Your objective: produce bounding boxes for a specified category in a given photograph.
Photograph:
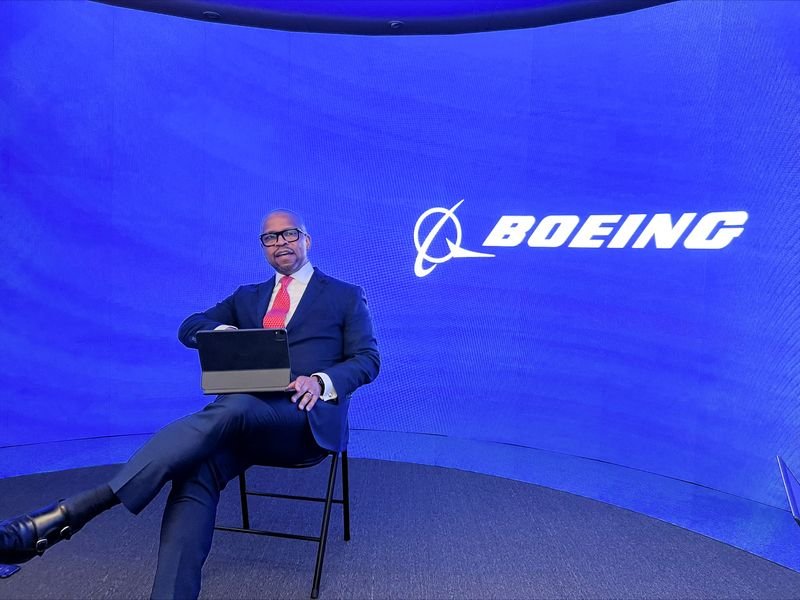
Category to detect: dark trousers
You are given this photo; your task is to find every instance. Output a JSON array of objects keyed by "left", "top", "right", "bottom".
[{"left": 108, "top": 393, "right": 325, "bottom": 600}]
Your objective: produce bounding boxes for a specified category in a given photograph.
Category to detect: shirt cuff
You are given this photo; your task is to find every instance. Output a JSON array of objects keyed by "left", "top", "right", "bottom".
[
  {"left": 312, "top": 372, "right": 338, "bottom": 401},
  {"left": 213, "top": 324, "right": 238, "bottom": 331}
]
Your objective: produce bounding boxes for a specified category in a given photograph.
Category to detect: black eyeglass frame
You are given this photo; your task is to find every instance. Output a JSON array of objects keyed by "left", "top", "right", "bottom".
[{"left": 259, "top": 228, "right": 306, "bottom": 247}]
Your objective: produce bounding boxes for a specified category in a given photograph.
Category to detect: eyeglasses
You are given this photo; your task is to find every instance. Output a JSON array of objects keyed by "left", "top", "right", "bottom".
[{"left": 259, "top": 228, "right": 305, "bottom": 247}]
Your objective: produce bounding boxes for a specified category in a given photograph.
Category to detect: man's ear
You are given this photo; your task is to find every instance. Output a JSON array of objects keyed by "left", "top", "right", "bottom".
[{"left": 305, "top": 235, "right": 312, "bottom": 251}]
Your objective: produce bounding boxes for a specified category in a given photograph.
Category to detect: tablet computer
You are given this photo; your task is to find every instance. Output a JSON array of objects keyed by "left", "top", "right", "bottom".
[{"left": 196, "top": 328, "right": 291, "bottom": 394}]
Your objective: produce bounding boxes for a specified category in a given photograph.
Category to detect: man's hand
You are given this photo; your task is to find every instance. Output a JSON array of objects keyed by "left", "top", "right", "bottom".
[{"left": 287, "top": 376, "right": 322, "bottom": 411}]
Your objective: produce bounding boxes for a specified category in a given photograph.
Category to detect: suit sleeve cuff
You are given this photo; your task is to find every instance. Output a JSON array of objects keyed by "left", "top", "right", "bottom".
[{"left": 312, "top": 372, "right": 338, "bottom": 401}]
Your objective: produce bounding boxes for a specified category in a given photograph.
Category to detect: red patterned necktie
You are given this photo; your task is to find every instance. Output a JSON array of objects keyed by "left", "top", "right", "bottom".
[{"left": 263, "top": 275, "right": 293, "bottom": 328}]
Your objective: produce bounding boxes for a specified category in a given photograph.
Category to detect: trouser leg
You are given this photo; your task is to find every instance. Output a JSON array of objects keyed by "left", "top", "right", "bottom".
[
  {"left": 109, "top": 394, "right": 279, "bottom": 514},
  {"left": 150, "top": 449, "right": 243, "bottom": 600},
  {"left": 147, "top": 395, "right": 325, "bottom": 600}
]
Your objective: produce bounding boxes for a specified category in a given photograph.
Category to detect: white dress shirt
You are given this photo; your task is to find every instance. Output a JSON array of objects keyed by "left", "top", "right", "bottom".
[
  {"left": 215, "top": 261, "right": 337, "bottom": 400},
  {"left": 266, "top": 260, "right": 315, "bottom": 326}
]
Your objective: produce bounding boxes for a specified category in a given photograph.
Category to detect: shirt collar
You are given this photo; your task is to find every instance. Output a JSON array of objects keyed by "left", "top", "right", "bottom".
[{"left": 274, "top": 261, "right": 314, "bottom": 285}]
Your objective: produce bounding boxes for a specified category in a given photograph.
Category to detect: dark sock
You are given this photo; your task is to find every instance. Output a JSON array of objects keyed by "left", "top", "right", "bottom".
[{"left": 62, "top": 485, "right": 120, "bottom": 531}]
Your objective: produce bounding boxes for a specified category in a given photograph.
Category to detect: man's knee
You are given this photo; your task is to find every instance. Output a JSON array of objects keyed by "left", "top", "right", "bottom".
[
  {"left": 208, "top": 393, "right": 263, "bottom": 418},
  {"left": 177, "top": 393, "right": 266, "bottom": 442}
]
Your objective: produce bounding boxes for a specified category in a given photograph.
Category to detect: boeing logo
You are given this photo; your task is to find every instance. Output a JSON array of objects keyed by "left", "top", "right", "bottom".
[
  {"left": 413, "top": 201, "right": 748, "bottom": 277},
  {"left": 413, "top": 200, "right": 495, "bottom": 277}
]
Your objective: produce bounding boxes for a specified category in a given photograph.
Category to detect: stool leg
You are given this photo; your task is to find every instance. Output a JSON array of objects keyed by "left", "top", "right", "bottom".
[
  {"left": 238, "top": 472, "right": 250, "bottom": 530},
  {"left": 341, "top": 451, "right": 351, "bottom": 542},
  {"left": 311, "top": 454, "right": 339, "bottom": 599}
]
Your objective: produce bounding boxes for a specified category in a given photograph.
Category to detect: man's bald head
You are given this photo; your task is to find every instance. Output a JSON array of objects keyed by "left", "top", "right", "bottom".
[{"left": 261, "top": 209, "right": 307, "bottom": 234}]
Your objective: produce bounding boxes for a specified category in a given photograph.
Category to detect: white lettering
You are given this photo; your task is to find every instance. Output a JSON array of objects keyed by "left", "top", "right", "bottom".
[
  {"left": 683, "top": 211, "right": 748, "bottom": 249},
  {"left": 569, "top": 215, "right": 622, "bottom": 248},
  {"left": 607, "top": 214, "right": 646, "bottom": 248},
  {"left": 482, "top": 216, "right": 535, "bottom": 247},
  {"left": 528, "top": 215, "right": 580, "bottom": 248},
  {"left": 477, "top": 211, "right": 747, "bottom": 252},
  {"left": 632, "top": 213, "right": 697, "bottom": 249}
]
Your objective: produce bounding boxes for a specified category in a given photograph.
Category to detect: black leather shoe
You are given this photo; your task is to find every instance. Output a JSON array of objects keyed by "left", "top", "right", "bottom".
[{"left": 0, "top": 501, "right": 73, "bottom": 564}]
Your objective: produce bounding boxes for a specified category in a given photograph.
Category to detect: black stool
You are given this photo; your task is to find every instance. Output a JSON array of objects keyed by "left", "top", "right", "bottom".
[{"left": 215, "top": 451, "right": 350, "bottom": 599}]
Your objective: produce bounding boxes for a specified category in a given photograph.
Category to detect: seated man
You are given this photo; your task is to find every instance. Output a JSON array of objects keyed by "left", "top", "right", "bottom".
[{"left": 0, "top": 209, "right": 380, "bottom": 599}]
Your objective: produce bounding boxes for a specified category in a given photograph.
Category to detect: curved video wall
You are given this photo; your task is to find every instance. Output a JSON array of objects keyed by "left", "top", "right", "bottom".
[{"left": 1, "top": 0, "right": 798, "bottom": 515}]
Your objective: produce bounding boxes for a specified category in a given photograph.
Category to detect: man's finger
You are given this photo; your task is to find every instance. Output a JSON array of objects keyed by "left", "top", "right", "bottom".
[
  {"left": 299, "top": 393, "right": 318, "bottom": 412},
  {"left": 297, "top": 391, "right": 314, "bottom": 410},
  {"left": 297, "top": 390, "right": 307, "bottom": 409}
]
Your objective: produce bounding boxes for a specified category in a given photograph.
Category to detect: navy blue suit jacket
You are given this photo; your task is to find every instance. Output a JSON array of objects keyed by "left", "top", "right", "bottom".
[{"left": 177, "top": 268, "right": 380, "bottom": 452}]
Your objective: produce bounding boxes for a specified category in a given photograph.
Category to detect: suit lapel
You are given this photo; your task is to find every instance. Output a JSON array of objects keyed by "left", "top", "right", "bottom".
[{"left": 287, "top": 268, "right": 326, "bottom": 333}]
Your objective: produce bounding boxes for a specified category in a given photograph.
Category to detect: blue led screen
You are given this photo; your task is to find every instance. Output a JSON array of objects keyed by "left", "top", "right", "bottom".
[{"left": 1, "top": 0, "right": 798, "bottom": 514}]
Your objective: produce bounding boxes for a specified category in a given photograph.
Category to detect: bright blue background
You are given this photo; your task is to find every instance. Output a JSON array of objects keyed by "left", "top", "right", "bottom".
[{"left": 1, "top": 0, "right": 798, "bottom": 555}]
